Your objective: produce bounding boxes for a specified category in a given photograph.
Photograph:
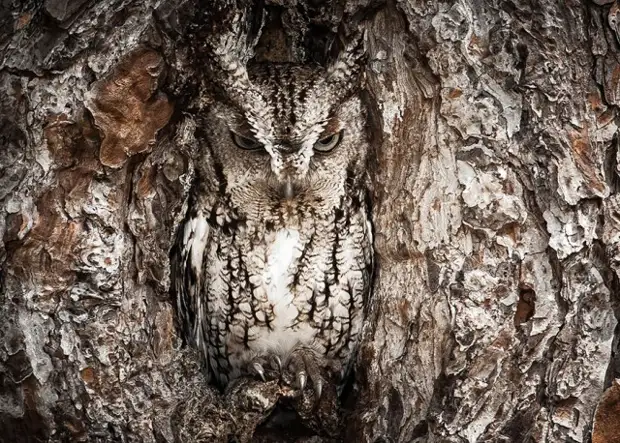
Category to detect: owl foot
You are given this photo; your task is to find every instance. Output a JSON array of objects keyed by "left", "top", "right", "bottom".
[
  {"left": 248, "top": 354, "right": 282, "bottom": 382},
  {"left": 278, "top": 347, "right": 341, "bottom": 437},
  {"left": 283, "top": 347, "right": 325, "bottom": 401}
]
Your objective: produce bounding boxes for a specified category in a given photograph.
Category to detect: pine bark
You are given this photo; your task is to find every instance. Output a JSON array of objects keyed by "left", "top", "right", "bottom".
[{"left": 1, "top": 1, "right": 619, "bottom": 442}]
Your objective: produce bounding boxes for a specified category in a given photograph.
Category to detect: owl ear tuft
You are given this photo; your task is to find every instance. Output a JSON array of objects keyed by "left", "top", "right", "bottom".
[
  {"left": 206, "top": 2, "right": 265, "bottom": 67},
  {"left": 326, "top": 30, "right": 367, "bottom": 89},
  {"left": 197, "top": 1, "right": 266, "bottom": 106}
]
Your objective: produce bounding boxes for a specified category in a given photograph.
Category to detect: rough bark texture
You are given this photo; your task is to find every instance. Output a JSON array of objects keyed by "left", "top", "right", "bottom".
[{"left": 1, "top": 1, "right": 620, "bottom": 442}]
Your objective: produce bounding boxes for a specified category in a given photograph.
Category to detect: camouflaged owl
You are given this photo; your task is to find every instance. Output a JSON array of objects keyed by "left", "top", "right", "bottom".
[{"left": 173, "top": 18, "right": 373, "bottom": 398}]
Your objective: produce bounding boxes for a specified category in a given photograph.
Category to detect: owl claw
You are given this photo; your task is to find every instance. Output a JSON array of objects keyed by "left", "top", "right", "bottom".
[
  {"left": 284, "top": 347, "right": 328, "bottom": 403},
  {"left": 297, "top": 371, "right": 307, "bottom": 391},
  {"left": 314, "top": 378, "right": 323, "bottom": 399},
  {"left": 252, "top": 362, "right": 266, "bottom": 382},
  {"left": 271, "top": 355, "right": 282, "bottom": 373}
]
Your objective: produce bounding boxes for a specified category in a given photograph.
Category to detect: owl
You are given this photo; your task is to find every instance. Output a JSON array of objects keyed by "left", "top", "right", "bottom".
[{"left": 173, "top": 32, "right": 373, "bottom": 397}]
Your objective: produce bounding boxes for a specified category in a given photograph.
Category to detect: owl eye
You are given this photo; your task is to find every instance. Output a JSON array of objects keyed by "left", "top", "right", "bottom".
[
  {"left": 313, "top": 131, "right": 342, "bottom": 153},
  {"left": 231, "top": 132, "right": 262, "bottom": 151}
]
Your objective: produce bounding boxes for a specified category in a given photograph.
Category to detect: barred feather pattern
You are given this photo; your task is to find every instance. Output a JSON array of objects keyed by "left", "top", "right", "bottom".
[
  {"left": 173, "top": 61, "right": 372, "bottom": 388},
  {"left": 175, "top": 185, "right": 372, "bottom": 387}
]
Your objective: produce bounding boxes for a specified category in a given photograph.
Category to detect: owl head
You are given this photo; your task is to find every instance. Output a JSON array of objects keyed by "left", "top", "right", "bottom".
[{"left": 197, "top": 35, "right": 369, "bottom": 222}]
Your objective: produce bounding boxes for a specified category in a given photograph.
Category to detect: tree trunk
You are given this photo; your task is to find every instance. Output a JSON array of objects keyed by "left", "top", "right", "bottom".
[{"left": 1, "top": 1, "right": 619, "bottom": 442}]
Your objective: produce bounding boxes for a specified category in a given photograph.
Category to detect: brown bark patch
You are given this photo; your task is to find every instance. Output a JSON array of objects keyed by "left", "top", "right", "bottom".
[
  {"left": 11, "top": 192, "right": 82, "bottom": 295},
  {"left": 397, "top": 298, "right": 411, "bottom": 323},
  {"left": 9, "top": 114, "right": 101, "bottom": 299},
  {"left": 80, "top": 367, "right": 95, "bottom": 384},
  {"left": 514, "top": 288, "right": 536, "bottom": 327},
  {"left": 593, "top": 381, "right": 620, "bottom": 443},
  {"left": 15, "top": 12, "right": 32, "bottom": 30},
  {"left": 567, "top": 127, "right": 606, "bottom": 195},
  {"left": 587, "top": 89, "right": 615, "bottom": 128},
  {"left": 86, "top": 49, "right": 174, "bottom": 168},
  {"left": 498, "top": 222, "right": 520, "bottom": 244},
  {"left": 136, "top": 165, "right": 157, "bottom": 200},
  {"left": 447, "top": 88, "right": 463, "bottom": 99},
  {"left": 45, "top": 113, "right": 99, "bottom": 169}
]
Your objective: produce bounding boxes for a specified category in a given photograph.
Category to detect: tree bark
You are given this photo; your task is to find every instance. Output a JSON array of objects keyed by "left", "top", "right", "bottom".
[{"left": 1, "top": 1, "right": 619, "bottom": 442}]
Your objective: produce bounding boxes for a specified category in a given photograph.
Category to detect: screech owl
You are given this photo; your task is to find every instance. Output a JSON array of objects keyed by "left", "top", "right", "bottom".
[{"left": 173, "top": 36, "right": 373, "bottom": 397}]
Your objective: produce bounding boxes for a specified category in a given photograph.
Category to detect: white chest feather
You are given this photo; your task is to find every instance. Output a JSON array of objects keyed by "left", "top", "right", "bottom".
[
  {"left": 264, "top": 228, "right": 300, "bottom": 305},
  {"left": 181, "top": 207, "right": 371, "bottom": 384},
  {"left": 254, "top": 228, "right": 314, "bottom": 354}
]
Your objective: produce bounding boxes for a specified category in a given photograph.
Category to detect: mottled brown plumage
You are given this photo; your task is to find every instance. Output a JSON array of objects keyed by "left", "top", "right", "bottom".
[{"left": 173, "top": 25, "right": 372, "bottom": 394}]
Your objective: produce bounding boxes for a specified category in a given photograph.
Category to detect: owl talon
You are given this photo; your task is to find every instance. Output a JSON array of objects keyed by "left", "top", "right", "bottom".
[
  {"left": 271, "top": 355, "right": 282, "bottom": 373},
  {"left": 297, "top": 371, "right": 307, "bottom": 391},
  {"left": 314, "top": 378, "right": 323, "bottom": 399},
  {"left": 252, "top": 362, "right": 266, "bottom": 382},
  {"left": 284, "top": 346, "right": 329, "bottom": 403}
]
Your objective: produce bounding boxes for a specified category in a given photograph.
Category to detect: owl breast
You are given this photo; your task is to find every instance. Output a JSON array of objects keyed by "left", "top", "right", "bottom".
[{"left": 178, "top": 196, "right": 372, "bottom": 387}]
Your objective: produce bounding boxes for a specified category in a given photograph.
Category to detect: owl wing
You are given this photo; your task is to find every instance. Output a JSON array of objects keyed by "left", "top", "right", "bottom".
[{"left": 172, "top": 211, "right": 212, "bottom": 376}]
